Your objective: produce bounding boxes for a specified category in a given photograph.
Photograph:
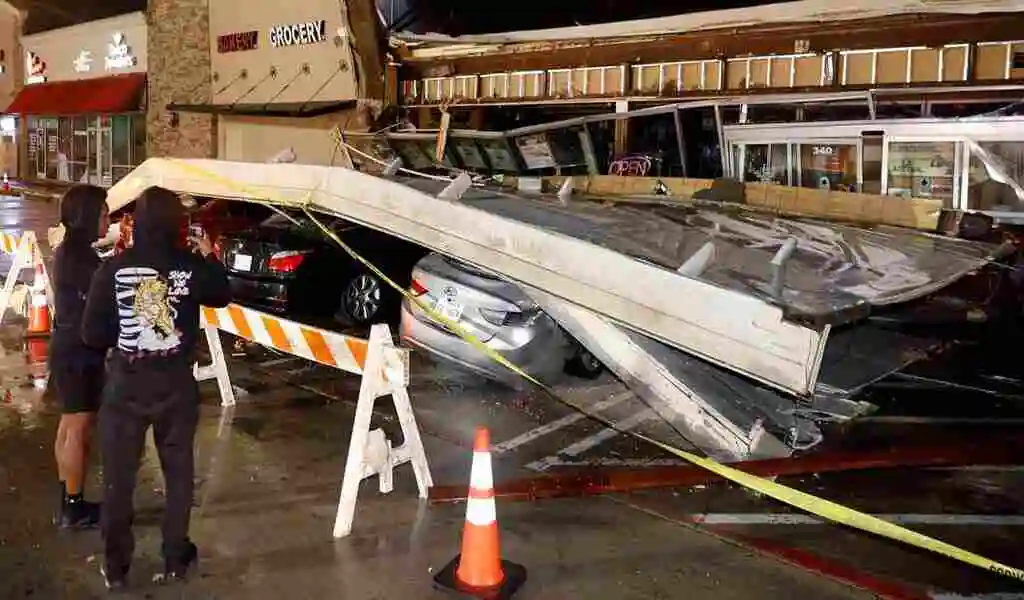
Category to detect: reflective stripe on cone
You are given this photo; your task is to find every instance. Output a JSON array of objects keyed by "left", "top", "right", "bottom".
[{"left": 434, "top": 427, "right": 527, "bottom": 599}]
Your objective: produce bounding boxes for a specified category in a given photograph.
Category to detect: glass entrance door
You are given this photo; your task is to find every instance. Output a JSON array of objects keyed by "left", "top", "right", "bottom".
[
  {"left": 86, "top": 125, "right": 113, "bottom": 186},
  {"left": 86, "top": 126, "right": 99, "bottom": 185},
  {"left": 97, "top": 126, "right": 112, "bottom": 187},
  {"left": 33, "top": 127, "right": 45, "bottom": 178}
]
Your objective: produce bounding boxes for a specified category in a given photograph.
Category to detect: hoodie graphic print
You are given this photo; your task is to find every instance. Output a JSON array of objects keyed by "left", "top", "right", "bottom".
[{"left": 114, "top": 267, "right": 193, "bottom": 353}]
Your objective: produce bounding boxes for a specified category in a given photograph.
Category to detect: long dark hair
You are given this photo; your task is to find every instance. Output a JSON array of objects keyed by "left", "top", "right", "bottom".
[{"left": 59, "top": 184, "right": 107, "bottom": 241}]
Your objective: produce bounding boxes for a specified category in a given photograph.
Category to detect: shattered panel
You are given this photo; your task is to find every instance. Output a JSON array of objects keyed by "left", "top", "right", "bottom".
[{"left": 399, "top": 177, "right": 995, "bottom": 327}]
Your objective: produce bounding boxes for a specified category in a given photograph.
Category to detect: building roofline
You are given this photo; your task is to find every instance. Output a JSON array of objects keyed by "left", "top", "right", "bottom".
[
  {"left": 396, "top": 0, "right": 1024, "bottom": 49},
  {"left": 23, "top": 10, "right": 145, "bottom": 42}
]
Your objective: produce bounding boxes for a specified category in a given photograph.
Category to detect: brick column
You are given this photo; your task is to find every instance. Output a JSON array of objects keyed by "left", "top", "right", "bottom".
[{"left": 146, "top": 0, "right": 217, "bottom": 159}]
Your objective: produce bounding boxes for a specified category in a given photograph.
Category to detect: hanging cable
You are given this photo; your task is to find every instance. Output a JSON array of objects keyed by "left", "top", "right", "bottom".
[
  {"left": 297, "top": 62, "right": 346, "bottom": 113},
  {"left": 214, "top": 70, "right": 248, "bottom": 98},
  {"left": 260, "top": 64, "right": 307, "bottom": 106},
  {"left": 229, "top": 67, "right": 278, "bottom": 107}
]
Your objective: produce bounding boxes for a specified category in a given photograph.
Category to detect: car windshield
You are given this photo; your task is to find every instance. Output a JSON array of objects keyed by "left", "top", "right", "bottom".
[
  {"left": 260, "top": 210, "right": 348, "bottom": 233},
  {"left": 261, "top": 212, "right": 301, "bottom": 228},
  {"left": 443, "top": 255, "right": 502, "bottom": 280}
]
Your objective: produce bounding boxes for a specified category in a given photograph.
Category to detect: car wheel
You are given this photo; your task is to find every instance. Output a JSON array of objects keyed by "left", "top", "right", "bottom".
[
  {"left": 564, "top": 345, "right": 604, "bottom": 379},
  {"left": 336, "top": 272, "right": 384, "bottom": 326}
]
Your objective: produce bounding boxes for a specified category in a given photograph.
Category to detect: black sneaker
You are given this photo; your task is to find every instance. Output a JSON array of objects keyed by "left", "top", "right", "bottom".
[
  {"left": 153, "top": 540, "right": 198, "bottom": 584},
  {"left": 59, "top": 499, "right": 101, "bottom": 530},
  {"left": 99, "top": 565, "right": 127, "bottom": 592}
]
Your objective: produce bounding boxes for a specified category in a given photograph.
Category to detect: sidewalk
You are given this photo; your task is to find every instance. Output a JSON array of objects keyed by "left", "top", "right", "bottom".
[{"left": 6, "top": 178, "right": 73, "bottom": 202}]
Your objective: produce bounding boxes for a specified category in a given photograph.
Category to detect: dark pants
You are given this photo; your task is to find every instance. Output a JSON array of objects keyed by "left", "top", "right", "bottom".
[{"left": 99, "top": 359, "right": 200, "bottom": 577}]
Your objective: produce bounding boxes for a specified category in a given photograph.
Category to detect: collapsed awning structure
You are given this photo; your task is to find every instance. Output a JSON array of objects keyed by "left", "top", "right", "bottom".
[
  {"left": 106, "top": 154, "right": 997, "bottom": 460},
  {"left": 109, "top": 158, "right": 840, "bottom": 399}
]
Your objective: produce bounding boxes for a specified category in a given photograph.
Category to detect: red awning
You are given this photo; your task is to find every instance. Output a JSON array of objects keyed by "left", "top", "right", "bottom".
[{"left": 5, "top": 73, "right": 146, "bottom": 115}]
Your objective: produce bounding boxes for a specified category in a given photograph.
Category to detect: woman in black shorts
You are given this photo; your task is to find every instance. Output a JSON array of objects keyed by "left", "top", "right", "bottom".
[{"left": 51, "top": 184, "right": 109, "bottom": 529}]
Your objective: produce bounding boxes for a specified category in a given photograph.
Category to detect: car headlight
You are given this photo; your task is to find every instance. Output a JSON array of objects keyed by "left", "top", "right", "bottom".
[{"left": 479, "top": 307, "right": 542, "bottom": 327}]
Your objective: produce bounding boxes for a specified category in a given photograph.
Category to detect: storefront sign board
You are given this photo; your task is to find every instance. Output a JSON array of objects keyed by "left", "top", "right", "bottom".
[
  {"left": 218, "top": 31, "right": 258, "bottom": 53},
  {"left": 25, "top": 51, "right": 46, "bottom": 84},
  {"left": 268, "top": 20, "right": 328, "bottom": 48},
  {"left": 105, "top": 32, "right": 137, "bottom": 70},
  {"left": 74, "top": 50, "right": 93, "bottom": 73}
]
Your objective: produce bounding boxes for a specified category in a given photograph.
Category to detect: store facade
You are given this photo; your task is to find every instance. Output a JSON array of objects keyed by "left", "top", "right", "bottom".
[
  {"left": 166, "top": 0, "right": 365, "bottom": 166},
  {"left": 0, "top": 2, "right": 23, "bottom": 177},
  {"left": 722, "top": 116, "right": 1024, "bottom": 216},
  {"left": 7, "top": 12, "right": 147, "bottom": 185}
]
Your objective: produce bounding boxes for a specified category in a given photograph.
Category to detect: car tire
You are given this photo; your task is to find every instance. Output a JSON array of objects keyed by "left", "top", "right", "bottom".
[
  {"left": 335, "top": 272, "right": 386, "bottom": 326},
  {"left": 564, "top": 345, "right": 604, "bottom": 379}
]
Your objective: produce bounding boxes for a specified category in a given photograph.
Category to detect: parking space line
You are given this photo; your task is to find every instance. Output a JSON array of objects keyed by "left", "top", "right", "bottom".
[
  {"left": 860, "top": 416, "right": 1024, "bottom": 425},
  {"left": 492, "top": 391, "right": 634, "bottom": 455},
  {"left": 693, "top": 513, "right": 1024, "bottom": 526},
  {"left": 933, "top": 589, "right": 1024, "bottom": 593},
  {"left": 256, "top": 356, "right": 302, "bottom": 368},
  {"left": 525, "top": 408, "right": 658, "bottom": 472},
  {"left": 529, "top": 457, "right": 689, "bottom": 468}
]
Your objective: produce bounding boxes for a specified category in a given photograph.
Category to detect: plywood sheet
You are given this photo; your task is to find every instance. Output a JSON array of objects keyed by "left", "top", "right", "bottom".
[
  {"left": 876, "top": 50, "right": 908, "bottom": 84},
  {"left": 726, "top": 60, "right": 747, "bottom": 89},
  {"left": 844, "top": 53, "right": 874, "bottom": 85},
  {"left": 749, "top": 58, "right": 770, "bottom": 89},
  {"left": 910, "top": 48, "right": 940, "bottom": 83},
  {"left": 770, "top": 57, "right": 793, "bottom": 88},
  {"left": 681, "top": 62, "right": 705, "bottom": 90},
  {"left": 549, "top": 71, "right": 571, "bottom": 97},
  {"left": 793, "top": 55, "right": 823, "bottom": 87},
  {"left": 975, "top": 44, "right": 1009, "bottom": 80},
  {"left": 941, "top": 46, "right": 968, "bottom": 82},
  {"left": 705, "top": 61, "right": 723, "bottom": 90}
]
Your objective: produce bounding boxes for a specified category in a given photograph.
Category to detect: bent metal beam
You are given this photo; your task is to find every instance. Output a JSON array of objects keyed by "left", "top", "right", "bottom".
[{"left": 106, "top": 158, "right": 829, "bottom": 397}]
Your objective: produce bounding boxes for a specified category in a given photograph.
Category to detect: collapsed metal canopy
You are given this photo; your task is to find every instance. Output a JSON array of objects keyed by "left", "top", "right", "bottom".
[
  {"left": 107, "top": 158, "right": 830, "bottom": 397},
  {"left": 107, "top": 157, "right": 995, "bottom": 401}
]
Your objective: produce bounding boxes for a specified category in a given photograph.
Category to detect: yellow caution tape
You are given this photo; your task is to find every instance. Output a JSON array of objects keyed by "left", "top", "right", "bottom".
[{"left": 165, "top": 158, "right": 1024, "bottom": 583}]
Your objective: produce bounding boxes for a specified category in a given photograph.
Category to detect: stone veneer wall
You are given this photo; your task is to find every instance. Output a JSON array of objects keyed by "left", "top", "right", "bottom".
[{"left": 146, "top": 0, "right": 216, "bottom": 159}]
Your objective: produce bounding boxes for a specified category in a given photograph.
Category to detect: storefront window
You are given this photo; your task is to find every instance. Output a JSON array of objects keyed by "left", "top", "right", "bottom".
[
  {"left": 736, "top": 143, "right": 789, "bottom": 184},
  {"left": 71, "top": 117, "right": 90, "bottom": 184},
  {"left": 451, "top": 139, "right": 487, "bottom": 171},
  {"left": 966, "top": 142, "right": 1024, "bottom": 212},
  {"left": 798, "top": 143, "right": 858, "bottom": 192},
  {"left": 111, "top": 115, "right": 132, "bottom": 184},
  {"left": 44, "top": 119, "right": 58, "bottom": 181},
  {"left": 886, "top": 141, "right": 956, "bottom": 206},
  {"left": 22, "top": 113, "right": 146, "bottom": 186},
  {"left": 132, "top": 114, "right": 146, "bottom": 165},
  {"left": 391, "top": 140, "right": 432, "bottom": 170},
  {"left": 478, "top": 139, "right": 519, "bottom": 172}
]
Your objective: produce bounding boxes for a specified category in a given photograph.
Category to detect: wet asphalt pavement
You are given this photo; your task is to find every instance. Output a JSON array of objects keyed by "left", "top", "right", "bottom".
[{"left": 1, "top": 193, "right": 1023, "bottom": 599}]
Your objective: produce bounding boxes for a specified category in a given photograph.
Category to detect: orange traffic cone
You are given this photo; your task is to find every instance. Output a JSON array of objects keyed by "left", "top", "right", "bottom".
[
  {"left": 433, "top": 427, "right": 526, "bottom": 599},
  {"left": 2, "top": 173, "right": 9, "bottom": 194},
  {"left": 25, "top": 263, "right": 50, "bottom": 337},
  {"left": 25, "top": 336, "right": 49, "bottom": 390}
]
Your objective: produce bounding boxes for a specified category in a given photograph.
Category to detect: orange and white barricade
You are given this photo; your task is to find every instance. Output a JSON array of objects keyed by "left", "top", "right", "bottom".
[
  {"left": 0, "top": 231, "right": 53, "bottom": 328},
  {"left": 196, "top": 303, "right": 433, "bottom": 538},
  {"left": 0, "top": 232, "right": 21, "bottom": 255}
]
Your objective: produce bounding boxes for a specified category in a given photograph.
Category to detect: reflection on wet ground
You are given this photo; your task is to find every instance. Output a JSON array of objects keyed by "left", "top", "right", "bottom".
[{"left": 1, "top": 194, "right": 1023, "bottom": 599}]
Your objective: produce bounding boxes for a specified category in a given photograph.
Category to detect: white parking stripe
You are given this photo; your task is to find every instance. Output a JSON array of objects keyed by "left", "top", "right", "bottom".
[
  {"left": 933, "top": 589, "right": 1024, "bottom": 593},
  {"left": 526, "top": 458, "right": 689, "bottom": 468},
  {"left": 927, "top": 465, "right": 1024, "bottom": 472},
  {"left": 525, "top": 408, "right": 657, "bottom": 472},
  {"left": 256, "top": 357, "right": 301, "bottom": 368},
  {"left": 860, "top": 416, "right": 1024, "bottom": 425},
  {"left": 492, "top": 391, "right": 634, "bottom": 455},
  {"left": 693, "top": 513, "right": 1024, "bottom": 526}
]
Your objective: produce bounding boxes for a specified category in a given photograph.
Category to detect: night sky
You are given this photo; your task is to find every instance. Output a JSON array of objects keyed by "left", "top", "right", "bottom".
[
  {"left": 16, "top": 0, "right": 145, "bottom": 34},
  {"left": 403, "top": 0, "right": 780, "bottom": 35},
  {"left": 15, "top": 0, "right": 777, "bottom": 36}
]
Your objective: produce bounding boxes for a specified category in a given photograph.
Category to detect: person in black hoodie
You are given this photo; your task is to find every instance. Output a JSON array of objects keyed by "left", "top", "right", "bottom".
[
  {"left": 51, "top": 184, "right": 109, "bottom": 530},
  {"left": 82, "top": 186, "right": 231, "bottom": 590}
]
